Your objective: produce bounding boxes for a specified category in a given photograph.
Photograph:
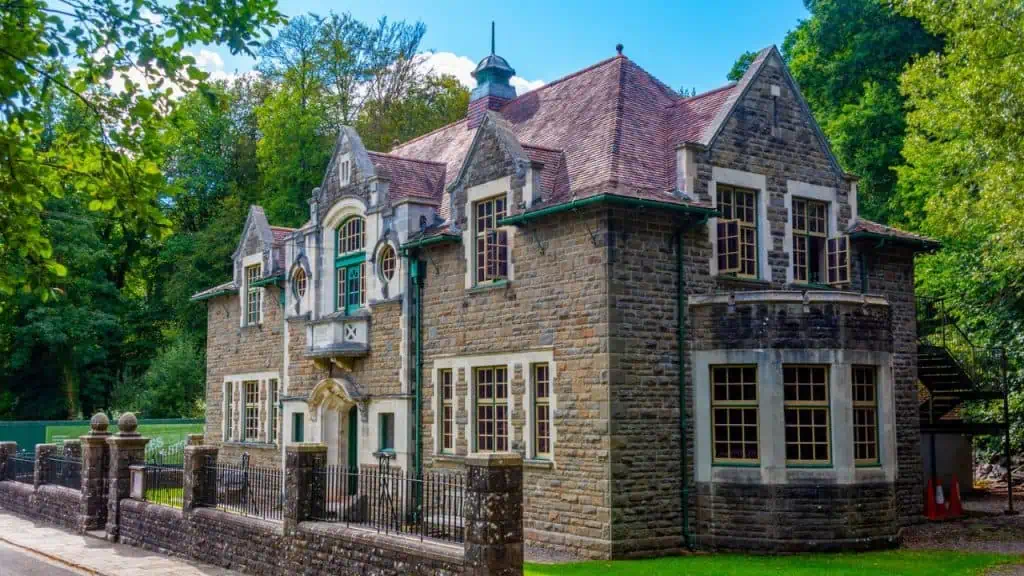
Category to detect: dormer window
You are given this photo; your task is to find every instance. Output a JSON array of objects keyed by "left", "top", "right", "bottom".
[
  {"left": 245, "top": 263, "right": 262, "bottom": 325},
  {"left": 474, "top": 195, "right": 508, "bottom": 284},
  {"left": 336, "top": 216, "right": 366, "bottom": 313}
]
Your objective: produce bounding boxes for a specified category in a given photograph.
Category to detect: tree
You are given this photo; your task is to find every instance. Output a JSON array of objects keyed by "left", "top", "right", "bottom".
[
  {"left": 781, "top": 0, "right": 940, "bottom": 222},
  {"left": 727, "top": 50, "right": 758, "bottom": 82},
  {"left": 356, "top": 74, "right": 469, "bottom": 152},
  {"left": 0, "top": 0, "right": 283, "bottom": 303}
]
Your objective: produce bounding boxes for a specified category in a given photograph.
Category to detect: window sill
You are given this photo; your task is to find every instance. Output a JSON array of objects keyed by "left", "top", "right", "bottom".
[
  {"left": 711, "top": 462, "right": 760, "bottom": 468},
  {"left": 433, "top": 453, "right": 464, "bottom": 464},
  {"left": 788, "top": 282, "right": 835, "bottom": 291},
  {"left": 715, "top": 275, "right": 771, "bottom": 288},
  {"left": 785, "top": 463, "right": 833, "bottom": 469},
  {"left": 467, "top": 279, "right": 510, "bottom": 294},
  {"left": 524, "top": 458, "right": 554, "bottom": 470},
  {"left": 222, "top": 441, "right": 277, "bottom": 449}
]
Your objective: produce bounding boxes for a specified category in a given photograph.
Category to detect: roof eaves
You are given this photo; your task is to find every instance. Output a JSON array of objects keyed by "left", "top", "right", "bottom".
[{"left": 499, "top": 194, "right": 719, "bottom": 226}]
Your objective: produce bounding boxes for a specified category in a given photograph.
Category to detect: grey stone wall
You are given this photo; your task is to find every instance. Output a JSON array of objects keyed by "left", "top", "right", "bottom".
[
  {"left": 418, "top": 204, "right": 613, "bottom": 559},
  {"left": 694, "top": 481, "right": 898, "bottom": 552},
  {"left": 0, "top": 481, "right": 82, "bottom": 533}
]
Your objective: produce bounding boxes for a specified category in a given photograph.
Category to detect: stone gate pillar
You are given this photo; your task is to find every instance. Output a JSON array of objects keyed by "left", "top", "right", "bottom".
[
  {"left": 182, "top": 445, "right": 218, "bottom": 514},
  {"left": 464, "top": 453, "right": 524, "bottom": 576},
  {"left": 105, "top": 413, "right": 148, "bottom": 541},
  {"left": 0, "top": 441, "right": 16, "bottom": 481},
  {"left": 284, "top": 443, "right": 327, "bottom": 534},
  {"left": 80, "top": 413, "right": 111, "bottom": 530},
  {"left": 33, "top": 443, "right": 58, "bottom": 489}
]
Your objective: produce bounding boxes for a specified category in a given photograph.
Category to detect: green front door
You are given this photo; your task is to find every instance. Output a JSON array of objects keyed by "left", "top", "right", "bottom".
[{"left": 347, "top": 405, "right": 358, "bottom": 495}]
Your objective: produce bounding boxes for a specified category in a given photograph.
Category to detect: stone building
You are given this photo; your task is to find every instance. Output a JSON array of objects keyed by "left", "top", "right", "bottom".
[{"left": 192, "top": 43, "right": 936, "bottom": 558}]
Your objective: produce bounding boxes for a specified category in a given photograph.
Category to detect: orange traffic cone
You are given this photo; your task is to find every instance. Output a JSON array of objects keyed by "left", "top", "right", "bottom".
[
  {"left": 934, "top": 481, "right": 948, "bottom": 520},
  {"left": 948, "top": 477, "right": 964, "bottom": 518},
  {"left": 925, "top": 479, "right": 937, "bottom": 519}
]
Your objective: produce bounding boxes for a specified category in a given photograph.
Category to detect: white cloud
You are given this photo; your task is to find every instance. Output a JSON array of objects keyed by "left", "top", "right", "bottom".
[{"left": 418, "top": 51, "right": 545, "bottom": 96}]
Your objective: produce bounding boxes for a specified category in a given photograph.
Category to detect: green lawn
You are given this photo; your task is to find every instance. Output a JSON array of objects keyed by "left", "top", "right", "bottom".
[
  {"left": 525, "top": 550, "right": 1017, "bottom": 576},
  {"left": 46, "top": 422, "right": 203, "bottom": 447},
  {"left": 144, "top": 487, "right": 183, "bottom": 507}
]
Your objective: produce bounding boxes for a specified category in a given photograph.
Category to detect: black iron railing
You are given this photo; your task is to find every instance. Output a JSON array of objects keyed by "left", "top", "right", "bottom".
[
  {"left": 11, "top": 451, "right": 34, "bottom": 484},
  {"left": 916, "top": 296, "right": 1006, "bottom": 393},
  {"left": 204, "top": 454, "right": 282, "bottom": 521},
  {"left": 144, "top": 465, "right": 184, "bottom": 508},
  {"left": 45, "top": 455, "right": 81, "bottom": 490},
  {"left": 311, "top": 455, "right": 464, "bottom": 544},
  {"left": 146, "top": 444, "right": 185, "bottom": 469}
]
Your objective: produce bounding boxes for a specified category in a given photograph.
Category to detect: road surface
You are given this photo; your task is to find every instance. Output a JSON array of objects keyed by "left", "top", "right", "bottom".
[{"left": 0, "top": 540, "right": 86, "bottom": 575}]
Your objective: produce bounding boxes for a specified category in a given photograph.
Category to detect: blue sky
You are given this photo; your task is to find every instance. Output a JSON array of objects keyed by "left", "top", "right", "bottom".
[{"left": 205, "top": 0, "right": 809, "bottom": 95}]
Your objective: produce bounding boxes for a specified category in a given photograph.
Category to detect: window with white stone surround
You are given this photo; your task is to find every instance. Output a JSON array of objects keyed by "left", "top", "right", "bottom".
[
  {"left": 784, "top": 180, "right": 851, "bottom": 287},
  {"left": 709, "top": 167, "right": 771, "bottom": 281},
  {"left": 222, "top": 372, "right": 279, "bottom": 443}
]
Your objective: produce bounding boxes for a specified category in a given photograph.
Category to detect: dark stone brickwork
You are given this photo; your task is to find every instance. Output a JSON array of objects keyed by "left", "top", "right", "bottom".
[
  {"left": 0, "top": 481, "right": 82, "bottom": 533},
  {"left": 118, "top": 501, "right": 465, "bottom": 576},
  {"left": 690, "top": 300, "right": 892, "bottom": 352},
  {"left": 419, "top": 205, "right": 612, "bottom": 559},
  {"left": 694, "top": 482, "right": 899, "bottom": 552}
]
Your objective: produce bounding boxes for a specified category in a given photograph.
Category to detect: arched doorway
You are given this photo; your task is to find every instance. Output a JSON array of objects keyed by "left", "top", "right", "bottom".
[{"left": 308, "top": 378, "right": 361, "bottom": 468}]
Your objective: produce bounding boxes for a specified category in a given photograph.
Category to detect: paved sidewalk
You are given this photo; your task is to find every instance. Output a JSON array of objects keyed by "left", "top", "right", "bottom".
[{"left": 0, "top": 512, "right": 241, "bottom": 576}]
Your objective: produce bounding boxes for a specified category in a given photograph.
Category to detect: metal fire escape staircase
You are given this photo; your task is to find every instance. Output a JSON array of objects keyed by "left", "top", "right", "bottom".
[{"left": 917, "top": 298, "right": 1008, "bottom": 436}]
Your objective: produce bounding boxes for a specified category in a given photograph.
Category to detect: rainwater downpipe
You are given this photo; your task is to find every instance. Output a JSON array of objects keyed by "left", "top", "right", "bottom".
[
  {"left": 409, "top": 254, "right": 424, "bottom": 485},
  {"left": 678, "top": 223, "right": 692, "bottom": 548}
]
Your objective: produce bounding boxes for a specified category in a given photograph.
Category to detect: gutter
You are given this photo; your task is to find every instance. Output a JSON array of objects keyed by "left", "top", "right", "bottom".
[
  {"left": 400, "top": 233, "right": 461, "bottom": 254},
  {"left": 848, "top": 231, "right": 940, "bottom": 252},
  {"left": 250, "top": 274, "right": 284, "bottom": 288},
  {"left": 190, "top": 287, "right": 238, "bottom": 302},
  {"left": 408, "top": 254, "right": 425, "bottom": 494},
  {"left": 499, "top": 194, "right": 719, "bottom": 226}
]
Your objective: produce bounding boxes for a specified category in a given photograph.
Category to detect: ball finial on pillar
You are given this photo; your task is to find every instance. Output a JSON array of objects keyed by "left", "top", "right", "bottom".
[
  {"left": 90, "top": 412, "right": 110, "bottom": 434},
  {"left": 117, "top": 412, "right": 139, "bottom": 436}
]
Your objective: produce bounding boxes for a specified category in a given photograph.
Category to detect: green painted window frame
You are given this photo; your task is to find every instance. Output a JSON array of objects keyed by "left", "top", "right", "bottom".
[
  {"left": 292, "top": 412, "right": 304, "bottom": 443},
  {"left": 334, "top": 216, "right": 367, "bottom": 314},
  {"left": 379, "top": 412, "right": 395, "bottom": 453}
]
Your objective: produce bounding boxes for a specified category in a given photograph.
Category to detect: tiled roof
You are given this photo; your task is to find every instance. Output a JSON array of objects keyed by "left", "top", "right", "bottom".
[
  {"left": 521, "top": 144, "right": 569, "bottom": 200},
  {"left": 270, "top": 226, "right": 295, "bottom": 243},
  {"left": 388, "top": 53, "right": 739, "bottom": 215},
  {"left": 848, "top": 219, "right": 939, "bottom": 248},
  {"left": 367, "top": 151, "right": 447, "bottom": 205}
]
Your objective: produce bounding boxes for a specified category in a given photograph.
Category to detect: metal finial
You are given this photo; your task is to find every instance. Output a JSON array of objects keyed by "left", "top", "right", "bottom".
[
  {"left": 491, "top": 21, "right": 495, "bottom": 55},
  {"left": 616, "top": 43, "right": 624, "bottom": 56}
]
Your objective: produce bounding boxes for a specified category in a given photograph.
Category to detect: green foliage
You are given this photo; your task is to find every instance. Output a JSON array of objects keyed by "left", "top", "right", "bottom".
[
  {"left": 115, "top": 337, "right": 205, "bottom": 418},
  {"left": 727, "top": 50, "right": 758, "bottom": 82},
  {"left": 356, "top": 74, "right": 469, "bottom": 152},
  {"left": 782, "top": 0, "right": 941, "bottom": 222},
  {"left": 0, "top": 0, "right": 284, "bottom": 302},
  {"left": 893, "top": 0, "right": 1024, "bottom": 449},
  {"left": 525, "top": 550, "right": 1015, "bottom": 576}
]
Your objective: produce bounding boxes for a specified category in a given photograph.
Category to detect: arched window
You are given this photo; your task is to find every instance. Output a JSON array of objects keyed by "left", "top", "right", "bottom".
[
  {"left": 336, "top": 216, "right": 366, "bottom": 313},
  {"left": 337, "top": 217, "right": 365, "bottom": 255},
  {"left": 293, "top": 267, "right": 307, "bottom": 299},
  {"left": 378, "top": 244, "right": 396, "bottom": 282}
]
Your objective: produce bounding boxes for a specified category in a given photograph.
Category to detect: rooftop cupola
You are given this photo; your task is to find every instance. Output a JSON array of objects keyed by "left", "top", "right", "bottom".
[{"left": 468, "top": 22, "right": 515, "bottom": 128}]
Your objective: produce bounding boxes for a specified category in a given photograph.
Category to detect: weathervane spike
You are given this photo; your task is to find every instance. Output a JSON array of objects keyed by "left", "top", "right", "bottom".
[{"left": 491, "top": 21, "right": 495, "bottom": 55}]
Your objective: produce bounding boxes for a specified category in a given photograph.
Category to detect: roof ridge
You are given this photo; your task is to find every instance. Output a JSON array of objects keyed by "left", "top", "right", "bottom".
[
  {"left": 498, "top": 55, "right": 623, "bottom": 113},
  {"left": 681, "top": 82, "right": 737, "bottom": 102},
  {"left": 609, "top": 56, "right": 627, "bottom": 185},
  {"left": 366, "top": 150, "right": 448, "bottom": 167},
  {"left": 391, "top": 117, "right": 469, "bottom": 151},
  {"left": 520, "top": 143, "right": 563, "bottom": 153}
]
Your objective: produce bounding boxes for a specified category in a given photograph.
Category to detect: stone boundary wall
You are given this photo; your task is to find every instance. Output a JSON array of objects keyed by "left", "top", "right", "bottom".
[
  {"left": 118, "top": 500, "right": 464, "bottom": 576},
  {"left": 0, "top": 481, "right": 81, "bottom": 533}
]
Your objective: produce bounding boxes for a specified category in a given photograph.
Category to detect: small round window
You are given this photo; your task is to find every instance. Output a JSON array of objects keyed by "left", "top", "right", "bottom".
[
  {"left": 293, "top": 267, "right": 307, "bottom": 298},
  {"left": 379, "top": 245, "right": 396, "bottom": 282}
]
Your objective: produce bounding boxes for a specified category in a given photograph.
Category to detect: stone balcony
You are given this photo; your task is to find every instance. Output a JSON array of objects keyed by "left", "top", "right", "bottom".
[
  {"left": 305, "top": 310, "right": 370, "bottom": 358},
  {"left": 688, "top": 290, "right": 892, "bottom": 352}
]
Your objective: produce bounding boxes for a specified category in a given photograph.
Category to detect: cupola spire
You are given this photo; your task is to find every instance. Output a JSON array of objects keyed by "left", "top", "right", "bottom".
[{"left": 467, "top": 21, "right": 516, "bottom": 128}]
